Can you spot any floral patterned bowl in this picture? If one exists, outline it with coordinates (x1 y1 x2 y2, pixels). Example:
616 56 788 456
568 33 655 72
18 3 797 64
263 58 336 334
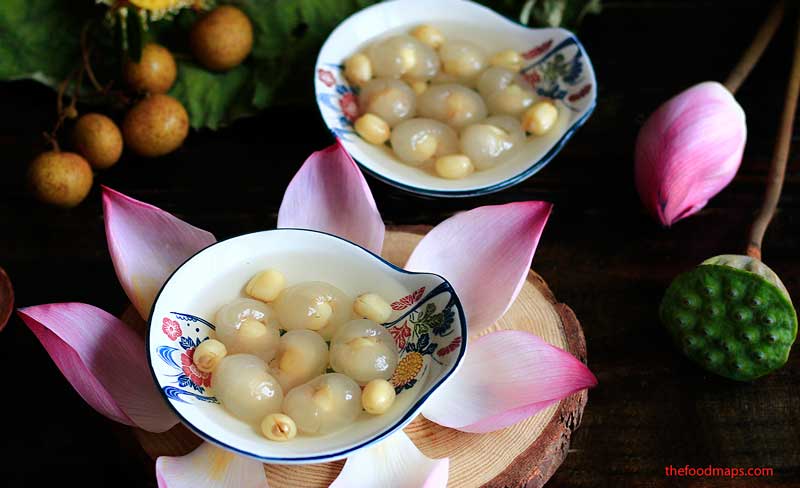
146 228 467 464
314 0 596 197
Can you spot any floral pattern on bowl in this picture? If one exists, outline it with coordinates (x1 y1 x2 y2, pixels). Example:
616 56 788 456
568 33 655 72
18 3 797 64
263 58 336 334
146 228 467 464
155 314 217 404
314 0 597 197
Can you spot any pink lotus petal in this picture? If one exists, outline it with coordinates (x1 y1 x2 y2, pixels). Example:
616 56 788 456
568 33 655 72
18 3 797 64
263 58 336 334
103 186 216 319
421 330 596 433
405 202 552 334
18 303 177 432
277 143 385 255
459 399 555 433
635 81 746 226
330 430 448 488
156 442 269 488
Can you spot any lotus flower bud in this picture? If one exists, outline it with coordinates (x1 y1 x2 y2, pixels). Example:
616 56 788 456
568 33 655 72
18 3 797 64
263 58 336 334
635 81 747 226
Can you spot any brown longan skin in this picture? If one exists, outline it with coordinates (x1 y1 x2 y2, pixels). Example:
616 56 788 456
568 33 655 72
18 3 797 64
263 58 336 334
28 151 93 208
190 6 254 72
122 94 189 158
124 43 177 94
72 113 123 169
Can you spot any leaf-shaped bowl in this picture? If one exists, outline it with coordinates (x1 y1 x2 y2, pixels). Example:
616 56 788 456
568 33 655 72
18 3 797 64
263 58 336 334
146 229 467 464
314 0 596 197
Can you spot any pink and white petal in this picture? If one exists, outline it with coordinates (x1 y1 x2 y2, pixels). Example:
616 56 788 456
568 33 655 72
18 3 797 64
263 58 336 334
421 330 596 433
103 186 216 319
330 430 448 488
458 400 555 434
406 202 552 334
277 143 385 255
156 443 269 488
18 303 177 432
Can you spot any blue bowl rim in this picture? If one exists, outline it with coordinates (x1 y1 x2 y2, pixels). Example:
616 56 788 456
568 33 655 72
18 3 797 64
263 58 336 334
145 227 469 464
313 0 598 198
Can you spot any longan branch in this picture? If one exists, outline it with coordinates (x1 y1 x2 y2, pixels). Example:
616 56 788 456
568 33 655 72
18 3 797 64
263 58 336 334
48 67 81 150
746 9 800 260
724 0 784 94
81 22 105 93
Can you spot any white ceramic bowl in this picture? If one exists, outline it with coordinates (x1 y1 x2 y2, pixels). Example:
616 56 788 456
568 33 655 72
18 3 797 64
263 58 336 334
146 229 467 464
314 0 597 197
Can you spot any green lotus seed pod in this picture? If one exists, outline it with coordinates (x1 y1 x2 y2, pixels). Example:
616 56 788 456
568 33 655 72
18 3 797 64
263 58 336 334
660 256 796 381
703 255 790 298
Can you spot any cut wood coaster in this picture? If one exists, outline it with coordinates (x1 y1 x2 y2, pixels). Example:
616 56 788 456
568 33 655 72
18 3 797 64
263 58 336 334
125 226 589 488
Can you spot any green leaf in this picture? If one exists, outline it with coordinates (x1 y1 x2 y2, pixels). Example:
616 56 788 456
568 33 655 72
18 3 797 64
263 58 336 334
169 62 253 130
0 0 93 85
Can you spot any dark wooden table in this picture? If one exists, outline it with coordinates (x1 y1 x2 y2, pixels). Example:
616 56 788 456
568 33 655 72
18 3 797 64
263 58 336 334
1 1 798 486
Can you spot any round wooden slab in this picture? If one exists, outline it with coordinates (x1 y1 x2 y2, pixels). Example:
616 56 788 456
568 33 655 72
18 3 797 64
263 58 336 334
131 227 589 488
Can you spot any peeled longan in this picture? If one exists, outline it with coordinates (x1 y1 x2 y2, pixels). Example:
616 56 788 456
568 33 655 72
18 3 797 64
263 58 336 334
72 113 123 169
190 5 253 71
358 78 417 127
460 115 524 170
366 35 439 81
123 43 177 94
487 83 535 116
28 151 93 208
273 281 354 340
390 118 458 166
329 319 398 385
212 354 283 424
214 298 281 362
476 66 517 99
282 373 362 435
439 40 487 81
270 329 329 392
122 94 189 158
417 84 487 129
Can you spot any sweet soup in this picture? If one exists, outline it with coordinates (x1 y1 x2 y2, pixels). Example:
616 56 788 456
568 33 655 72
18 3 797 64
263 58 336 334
345 24 560 179
191 269 405 442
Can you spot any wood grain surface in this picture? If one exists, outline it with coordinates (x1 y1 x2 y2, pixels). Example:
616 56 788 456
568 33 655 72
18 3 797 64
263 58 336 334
1 1 798 486
129 227 589 488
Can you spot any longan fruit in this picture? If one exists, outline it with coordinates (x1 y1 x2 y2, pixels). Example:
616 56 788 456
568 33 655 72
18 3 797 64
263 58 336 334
72 113 123 169
122 94 189 158
190 6 254 71
123 43 177 94
28 151 93 208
